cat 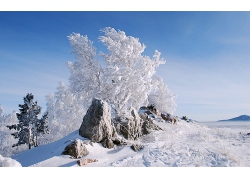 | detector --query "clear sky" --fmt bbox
[1,10,250,121]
